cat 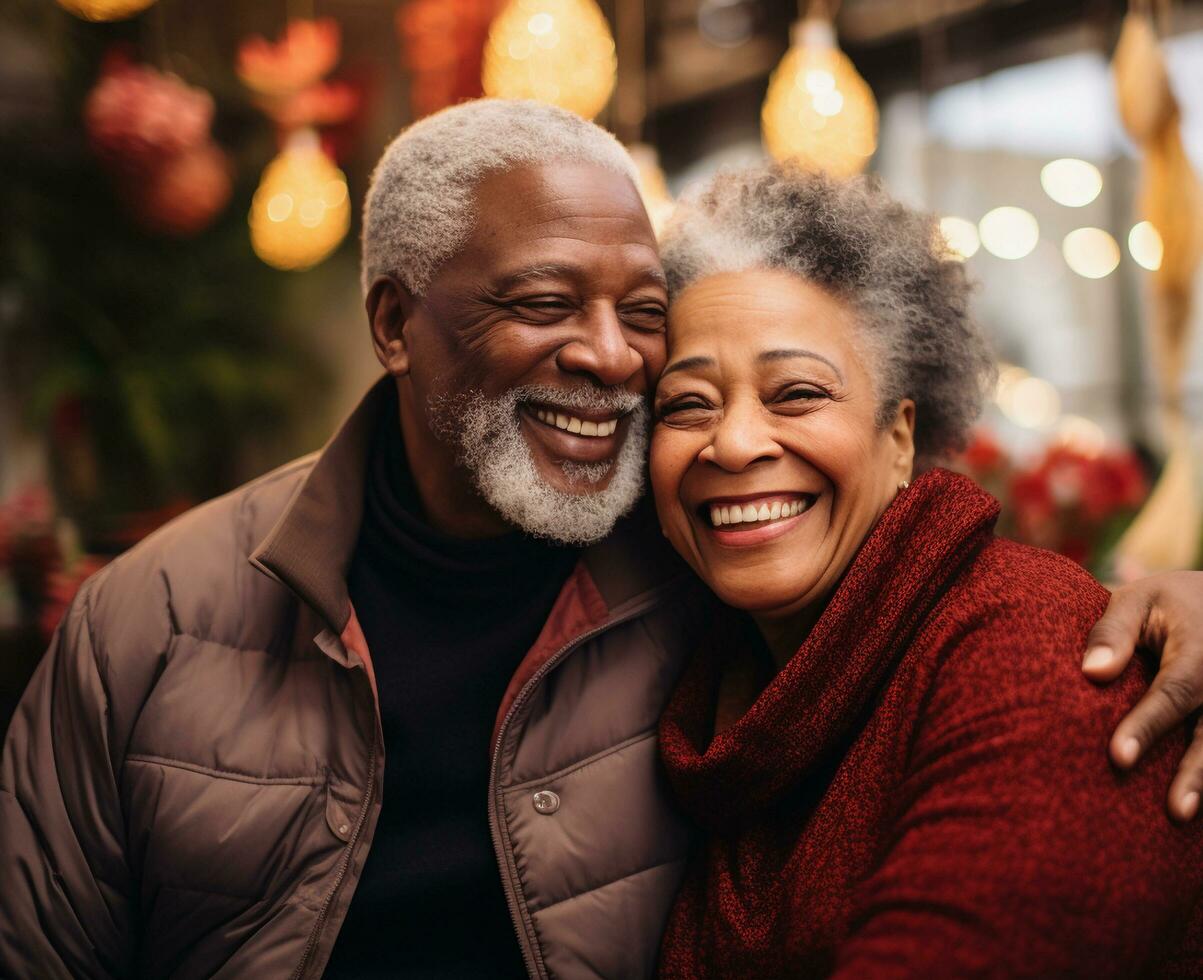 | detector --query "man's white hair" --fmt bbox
[361,98,639,296]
